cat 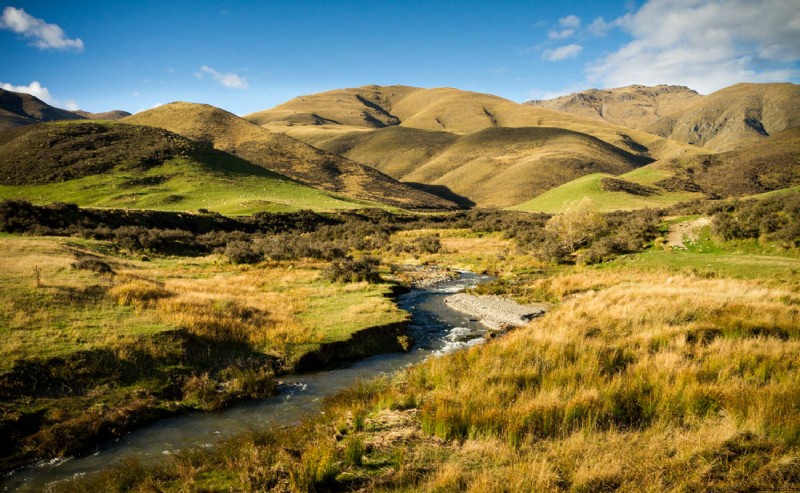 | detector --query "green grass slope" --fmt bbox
[316,126,653,208]
[125,102,456,210]
[0,121,378,214]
